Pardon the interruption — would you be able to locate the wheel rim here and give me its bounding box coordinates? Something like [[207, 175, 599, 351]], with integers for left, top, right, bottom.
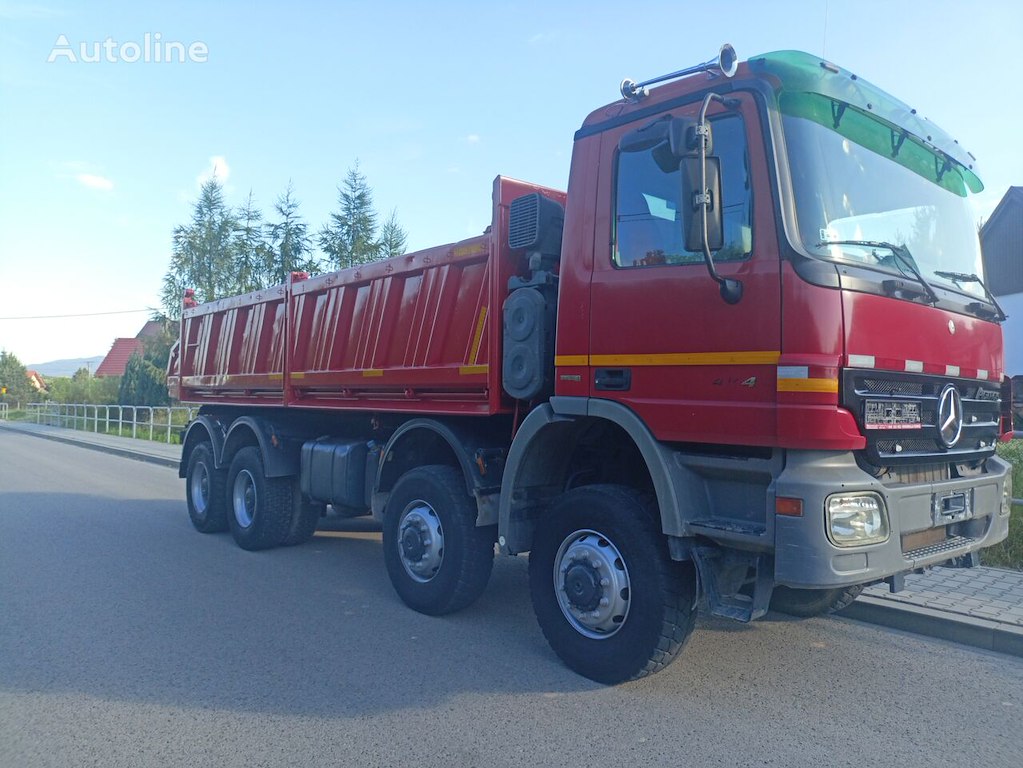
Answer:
[[190, 462, 210, 516], [553, 529, 631, 639], [396, 499, 444, 583], [232, 469, 257, 529]]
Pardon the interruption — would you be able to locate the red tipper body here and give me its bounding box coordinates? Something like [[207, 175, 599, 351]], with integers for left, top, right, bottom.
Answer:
[[169, 177, 566, 415]]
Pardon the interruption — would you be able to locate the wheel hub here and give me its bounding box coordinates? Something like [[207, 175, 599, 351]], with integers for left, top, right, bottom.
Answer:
[[397, 502, 444, 583], [232, 470, 257, 529], [191, 464, 210, 514], [564, 562, 601, 612], [554, 529, 631, 639]]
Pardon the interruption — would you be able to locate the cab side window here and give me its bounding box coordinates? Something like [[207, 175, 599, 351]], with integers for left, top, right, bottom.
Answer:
[[614, 115, 752, 268]]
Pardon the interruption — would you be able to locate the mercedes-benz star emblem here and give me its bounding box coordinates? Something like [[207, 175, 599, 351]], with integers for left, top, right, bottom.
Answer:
[[948, 320, 956, 335], [937, 384, 963, 448]]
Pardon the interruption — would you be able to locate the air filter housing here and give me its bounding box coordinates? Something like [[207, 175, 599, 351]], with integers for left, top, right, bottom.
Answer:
[[508, 193, 564, 257]]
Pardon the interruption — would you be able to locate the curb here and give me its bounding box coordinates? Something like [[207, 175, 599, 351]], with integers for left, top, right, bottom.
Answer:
[[840, 594, 1023, 658], [0, 422, 180, 469]]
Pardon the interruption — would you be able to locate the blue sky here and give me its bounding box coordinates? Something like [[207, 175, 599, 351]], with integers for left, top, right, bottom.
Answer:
[[1, 0, 1021, 365]]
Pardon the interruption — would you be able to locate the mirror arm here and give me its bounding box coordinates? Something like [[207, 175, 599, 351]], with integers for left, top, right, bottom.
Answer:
[[697, 93, 743, 304]]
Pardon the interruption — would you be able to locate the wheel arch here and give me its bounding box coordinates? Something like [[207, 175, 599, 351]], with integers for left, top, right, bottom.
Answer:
[[374, 418, 505, 525], [179, 415, 228, 479], [223, 416, 300, 478], [499, 397, 696, 554]]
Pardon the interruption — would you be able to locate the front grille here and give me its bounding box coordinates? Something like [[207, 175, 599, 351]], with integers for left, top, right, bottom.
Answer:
[[843, 370, 1000, 468], [903, 534, 975, 561]]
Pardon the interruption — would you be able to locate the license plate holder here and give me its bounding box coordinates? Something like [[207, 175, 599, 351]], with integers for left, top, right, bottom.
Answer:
[[864, 400, 922, 430]]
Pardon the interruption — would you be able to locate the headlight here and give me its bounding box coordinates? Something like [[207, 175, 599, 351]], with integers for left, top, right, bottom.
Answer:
[[826, 493, 889, 547], [1001, 472, 1013, 518]]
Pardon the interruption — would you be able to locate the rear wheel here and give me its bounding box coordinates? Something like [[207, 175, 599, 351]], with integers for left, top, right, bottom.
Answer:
[[769, 585, 864, 617], [382, 465, 495, 616], [283, 483, 322, 546], [185, 442, 227, 533], [529, 485, 697, 684], [226, 446, 293, 551]]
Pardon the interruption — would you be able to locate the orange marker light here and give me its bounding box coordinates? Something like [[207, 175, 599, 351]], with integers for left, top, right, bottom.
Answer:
[[776, 497, 804, 517]]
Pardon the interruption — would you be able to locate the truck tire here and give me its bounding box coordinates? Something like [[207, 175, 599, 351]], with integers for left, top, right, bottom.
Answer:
[[283, 482, 322, 546], [769, 585, 864, 617], [186, 442, 228, 533], [383, 465, 496, 616], [226, 446, 293, 551], [528, 485, 697, 684]]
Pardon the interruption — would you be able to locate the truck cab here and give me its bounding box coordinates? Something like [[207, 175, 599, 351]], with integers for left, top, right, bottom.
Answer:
[[500, 49, 1010, 661]]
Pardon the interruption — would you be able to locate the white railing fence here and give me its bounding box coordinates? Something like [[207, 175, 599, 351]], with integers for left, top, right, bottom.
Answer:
[[24, 403, 198, 444]]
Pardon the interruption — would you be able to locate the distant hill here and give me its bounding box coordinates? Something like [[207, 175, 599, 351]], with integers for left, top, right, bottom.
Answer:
[[28, 356, 105, 378]]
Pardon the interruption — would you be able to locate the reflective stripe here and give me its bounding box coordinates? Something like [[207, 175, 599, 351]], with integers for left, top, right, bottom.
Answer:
[[905, 360, 923, 373], [848, 354, 875, 368], [777, 365, 809, 379], [588, 351, 780, 367], [946, 365, 961, 377], [459, 365, 489, 375], [554, 355, 589, 367], [777, 378, 839, 393], [978, 369, 989, 380]]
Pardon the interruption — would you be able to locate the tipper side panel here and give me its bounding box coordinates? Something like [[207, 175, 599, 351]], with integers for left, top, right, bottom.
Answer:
[[176, 284, 288, 405], [287, 236, 499, 414]]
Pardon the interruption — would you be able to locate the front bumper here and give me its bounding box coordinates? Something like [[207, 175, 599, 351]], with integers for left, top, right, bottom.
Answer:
[[773, 450, 1011, 589]]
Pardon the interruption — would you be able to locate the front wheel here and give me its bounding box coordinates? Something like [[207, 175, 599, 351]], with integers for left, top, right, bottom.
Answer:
[[769, 585, 864, 617], [382, 465, 495, 616], [529, 485, 697, 684]]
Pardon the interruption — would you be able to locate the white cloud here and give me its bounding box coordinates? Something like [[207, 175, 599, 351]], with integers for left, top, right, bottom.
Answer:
[[465, 134, 481, 144], [197, 155, 230, 187], [75, 173, 114, 191]]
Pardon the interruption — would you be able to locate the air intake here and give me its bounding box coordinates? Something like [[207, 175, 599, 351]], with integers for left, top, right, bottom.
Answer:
[[508, 193, 564, 256]]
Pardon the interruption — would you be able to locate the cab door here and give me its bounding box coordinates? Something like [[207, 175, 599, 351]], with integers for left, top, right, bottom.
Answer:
[[588, 93, 781, 446]]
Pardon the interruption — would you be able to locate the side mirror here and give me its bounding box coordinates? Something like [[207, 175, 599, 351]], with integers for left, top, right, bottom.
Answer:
[[680, 155, 723, 252]]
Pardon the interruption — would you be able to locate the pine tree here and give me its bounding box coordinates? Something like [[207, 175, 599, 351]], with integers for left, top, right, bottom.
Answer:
[[319, 161, 382, 269], [265, 182, 317, 285], [378, 208, 408, 259], [161, 178, 238, 317], [233, 190, 271, 293]]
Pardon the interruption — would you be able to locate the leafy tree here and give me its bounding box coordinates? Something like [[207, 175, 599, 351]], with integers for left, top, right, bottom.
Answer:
[[379, 208, 408, 259], [161, 178, 238, 318], [319, 161, 383, 269], [48, 367, 119, 405], [119, 352, 170, 406], [265, 182, 318, 284], [233, 190, 272, 293], [0, 350, 36, 404]]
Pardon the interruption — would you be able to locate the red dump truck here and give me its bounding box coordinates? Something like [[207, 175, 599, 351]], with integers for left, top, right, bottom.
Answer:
[[169, 46, 1012, 683]]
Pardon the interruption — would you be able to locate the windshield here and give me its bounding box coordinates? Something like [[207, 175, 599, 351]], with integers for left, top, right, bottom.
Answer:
[[781, 95, 986, 300]]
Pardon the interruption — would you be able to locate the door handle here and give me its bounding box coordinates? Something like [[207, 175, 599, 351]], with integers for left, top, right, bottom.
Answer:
[[594, 368, 632, 391]]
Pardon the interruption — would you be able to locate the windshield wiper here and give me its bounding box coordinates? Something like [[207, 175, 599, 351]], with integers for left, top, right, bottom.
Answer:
[[934, 270, 1007, 321], [817, 239, 940, 305]]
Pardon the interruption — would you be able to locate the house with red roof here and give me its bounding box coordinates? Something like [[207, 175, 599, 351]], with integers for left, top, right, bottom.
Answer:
[[94, 320, 166, 378]]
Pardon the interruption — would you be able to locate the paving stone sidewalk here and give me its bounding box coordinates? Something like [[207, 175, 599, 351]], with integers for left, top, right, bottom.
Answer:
[[861, 565, 1023, 628]]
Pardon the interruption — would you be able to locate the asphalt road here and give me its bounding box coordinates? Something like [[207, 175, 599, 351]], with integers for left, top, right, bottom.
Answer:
[[2, 430, 1022, 768]]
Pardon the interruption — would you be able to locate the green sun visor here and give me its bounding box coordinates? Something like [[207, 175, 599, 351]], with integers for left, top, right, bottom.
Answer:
[[750, 51, 983, 196]]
